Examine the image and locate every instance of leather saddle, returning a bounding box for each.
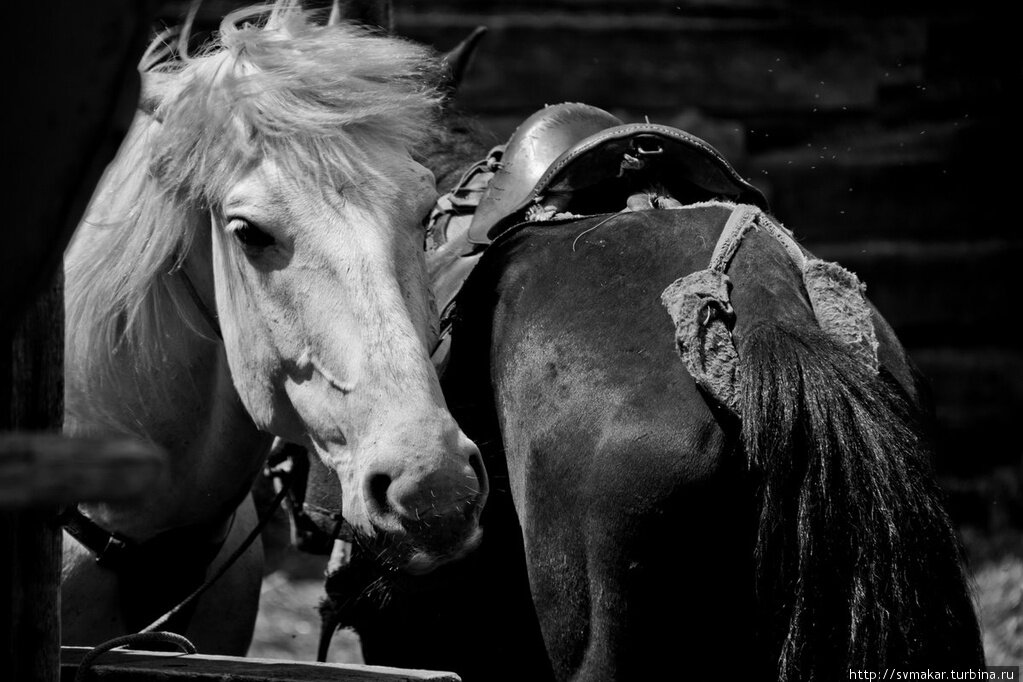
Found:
[467,102,768,245]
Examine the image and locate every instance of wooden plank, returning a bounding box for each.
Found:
[165,0,789,13]
[746,120,1019,242]
[911,348,1023,475]
[395,0,1009,10]
[913,349,1023,427]
[0,509,62,682]
[61,647,461,682]
[805,239,1023,347]
[400,14,918,116]
[0,434,165,508]
[160,0,1013,16]
[155,5,1015,151]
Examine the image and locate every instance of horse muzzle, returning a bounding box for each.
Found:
[364,443,488,557]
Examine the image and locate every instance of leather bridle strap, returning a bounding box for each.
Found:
[58,506,134,568]
[58,506,234,572]
[137,481,289,633]
[60,450,295,634]
[266,439,349,554]
[176,261,222,340]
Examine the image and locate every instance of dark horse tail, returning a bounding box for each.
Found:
[737,323,983,680]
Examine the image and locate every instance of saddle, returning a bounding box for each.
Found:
[467,102,768,245]
[425,102,770,370]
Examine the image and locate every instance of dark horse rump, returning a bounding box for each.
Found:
[322,117,984,681]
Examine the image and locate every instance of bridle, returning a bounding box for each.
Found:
[59,258,313,634]
[59,257,228,565]
[174,257,349,554]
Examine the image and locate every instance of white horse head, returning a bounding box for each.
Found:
[65,4,486,574]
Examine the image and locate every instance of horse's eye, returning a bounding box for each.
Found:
[230,219,275,250]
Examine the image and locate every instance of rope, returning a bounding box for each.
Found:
[74,631,197,682]
[74,472,292,681]
[139,483,289,633]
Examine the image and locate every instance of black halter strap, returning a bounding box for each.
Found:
[58,506,135,568]
[57,260,238,634]
[266,439,349,554]
[176,262,222,340]
[58,504,237,631]
[59,451,297,634]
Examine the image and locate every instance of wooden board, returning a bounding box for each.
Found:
[61,647,460,682]
[0,434,165,508]
[808,239,1022,347]
[913,348,1023,475]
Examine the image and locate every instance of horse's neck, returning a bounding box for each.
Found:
[64,234,271,540]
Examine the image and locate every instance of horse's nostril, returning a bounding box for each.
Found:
[468,450,489,502]
[366,472,393,518]
[363,444,487,536]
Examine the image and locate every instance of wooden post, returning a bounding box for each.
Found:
[0,276,65,682]
[1,5,166,680]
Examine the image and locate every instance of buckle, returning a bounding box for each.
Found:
[95,532,131,568]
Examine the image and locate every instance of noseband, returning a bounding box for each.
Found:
[266,439,349,554]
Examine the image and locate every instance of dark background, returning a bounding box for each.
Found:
[167,0,1022,529]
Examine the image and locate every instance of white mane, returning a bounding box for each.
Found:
[66,2,442,391]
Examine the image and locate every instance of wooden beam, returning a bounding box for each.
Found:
[0,509,62,682]
[61,647,461,681]
[0,434,165,508]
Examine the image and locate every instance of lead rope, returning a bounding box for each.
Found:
[74,457,294,679]
[74,247,291,677]
[139,482,289,634]
[74,632,196,682]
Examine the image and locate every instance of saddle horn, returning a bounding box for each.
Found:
[441,26,488,93]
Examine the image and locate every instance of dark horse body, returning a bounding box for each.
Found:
[326,122,984,680]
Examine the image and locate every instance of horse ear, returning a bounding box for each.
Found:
[441,26,488,94]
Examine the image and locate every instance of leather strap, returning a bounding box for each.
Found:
[176,262,222,340]
[59,506,134,568]
[59,505,232,573]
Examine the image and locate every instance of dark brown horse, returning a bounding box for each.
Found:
[319,103,984,681]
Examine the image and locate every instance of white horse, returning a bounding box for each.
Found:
[60,3,487,654]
